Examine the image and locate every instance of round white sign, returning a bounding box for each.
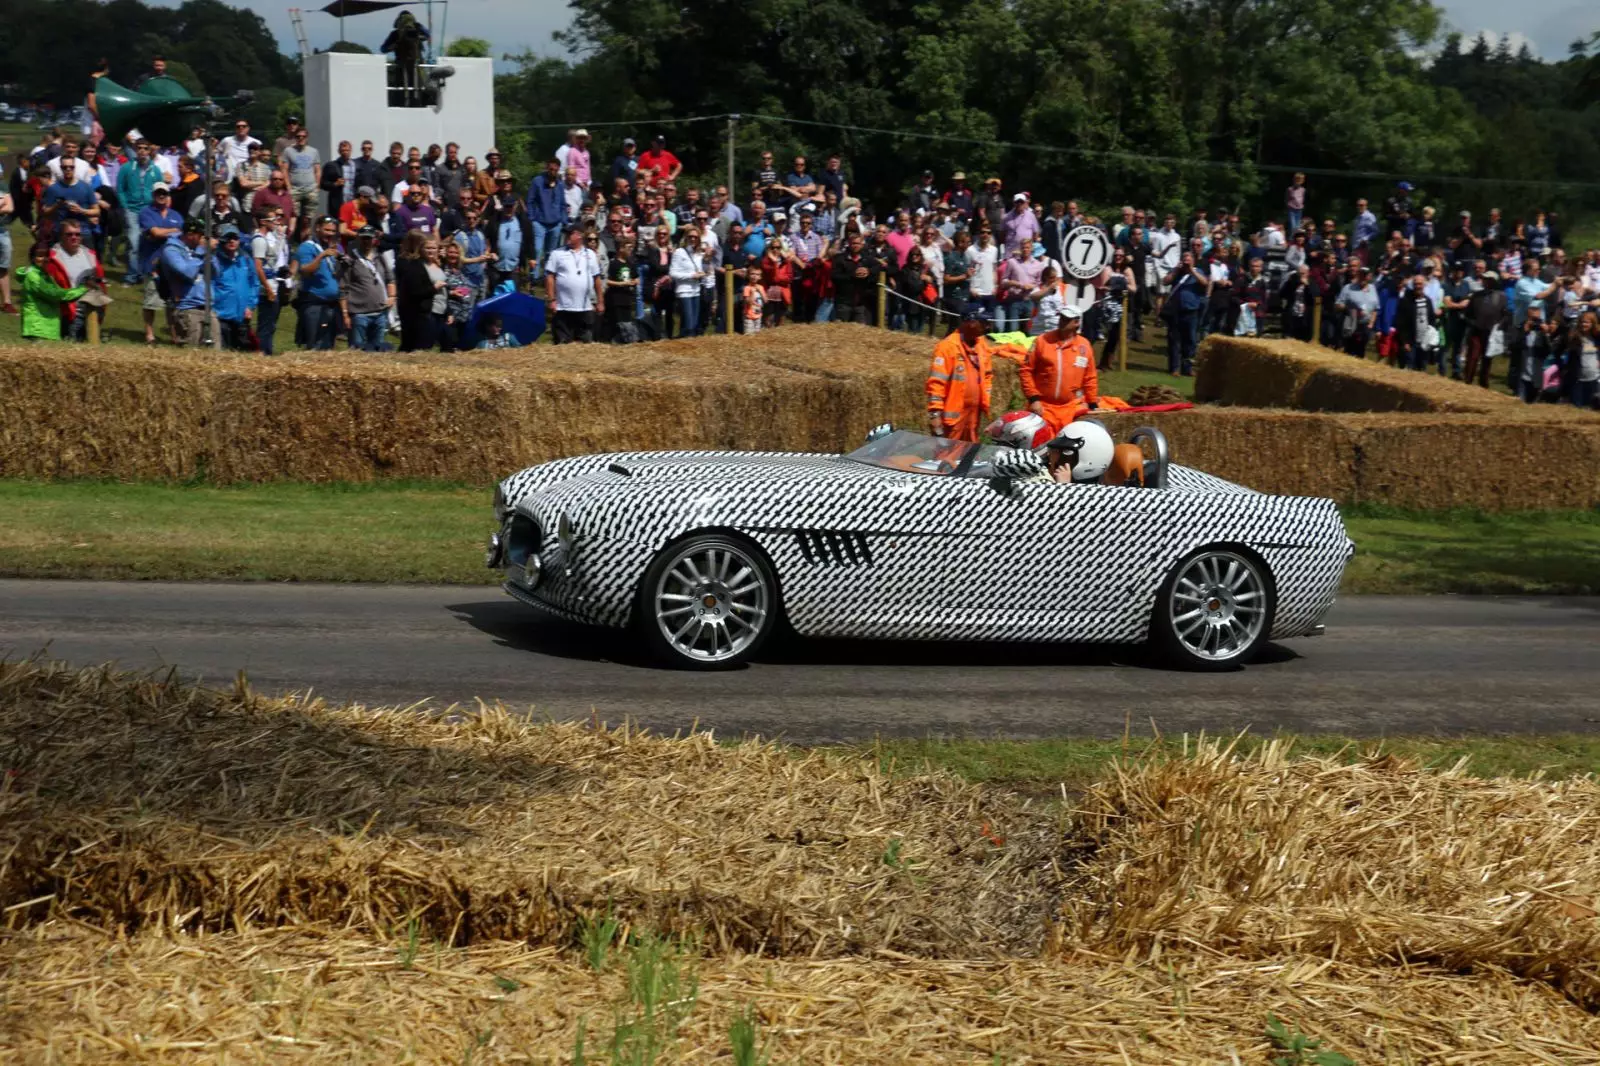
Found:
[1062,224,1112,280]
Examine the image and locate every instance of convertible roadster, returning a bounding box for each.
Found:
[487,427,1353,670]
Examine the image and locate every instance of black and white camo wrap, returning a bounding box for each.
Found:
[495,448,1353,644]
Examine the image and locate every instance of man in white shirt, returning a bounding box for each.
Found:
[1148,215,1182,298]
[545,226,603,343]
[222,120,261,178]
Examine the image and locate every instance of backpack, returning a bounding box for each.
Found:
[155,257,174,302]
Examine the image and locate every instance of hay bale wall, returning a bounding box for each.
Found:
[1197,335,1524,414]
[0,325,932,483]
[1099,408,1600,509]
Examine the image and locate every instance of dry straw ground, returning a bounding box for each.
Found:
[0,326,934,483]
[4,661,1599,1062]
[1101,337,1600,509]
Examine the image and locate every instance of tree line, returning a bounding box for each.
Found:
[4,0,1598,224]
[496,0,1600,225]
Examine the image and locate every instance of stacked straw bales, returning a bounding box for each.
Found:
[1101,336,1600,508]
[0,326,933,483]
[3,661,1600,1062]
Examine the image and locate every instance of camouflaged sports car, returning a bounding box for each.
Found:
[487,427,1353,670]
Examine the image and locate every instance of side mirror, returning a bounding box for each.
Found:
[864,423,893,443]
[990,448,1044,481]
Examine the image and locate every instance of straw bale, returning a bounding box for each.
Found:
[1196,335,1544,414]
[0,344,212,480]
[0,325,939,483]
[1353,414,1600,510]
[1097,408,1361,499]
[0,659,1061,959]
[1063,737,1600,1011]
[7,664,1600,1060]
[5,924,1597,1063]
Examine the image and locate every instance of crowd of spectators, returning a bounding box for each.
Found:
[1,114,1596,407]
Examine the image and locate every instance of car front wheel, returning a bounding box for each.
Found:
[1150,546,1275,671]
[636,533,778,669]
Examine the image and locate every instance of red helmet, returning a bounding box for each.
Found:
[986,411,1053,450]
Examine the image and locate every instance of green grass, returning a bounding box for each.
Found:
[0,479,1596,594]
[1340,503,1600,594]
[863,732,1600,790]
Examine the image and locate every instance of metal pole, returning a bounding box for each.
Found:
[203,141,214,340]
[1119,291,1129,372]
[726,115,736,205]
[439,0,448,61]
[724,262,734,335]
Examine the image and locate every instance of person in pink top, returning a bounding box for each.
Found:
[566,129,592,189]
[1002,192,1040,254]
[998,236,1045,333]
[884,211,917,268]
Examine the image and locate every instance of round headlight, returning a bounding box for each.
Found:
[558,512,576,552]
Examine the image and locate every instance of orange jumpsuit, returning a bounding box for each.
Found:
[926,332,996,442]
[1019,332,1099,432]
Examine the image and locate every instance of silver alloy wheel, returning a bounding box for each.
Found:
[1169,550,1268,662]
[652,542,771,663]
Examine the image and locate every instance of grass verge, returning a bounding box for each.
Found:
[1,479,1597,594]
[867,731,1600,792]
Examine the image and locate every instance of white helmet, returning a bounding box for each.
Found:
[1054,419,1115,482]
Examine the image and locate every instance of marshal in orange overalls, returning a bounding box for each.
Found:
[926,331,996,442]
[1019,332,1099,432]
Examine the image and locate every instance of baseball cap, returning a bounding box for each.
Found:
[622,137,636,147]
[494,169,513,181]
[286,114,301,123]
[1012,192,1027,202]
[182,218,206,233]
[151,182,171,193]
[1397,181,1413,190]
[1059,305,1082,320]
[574,128,589,137]
[357,225,381,238]
[653,133,666,142]
[960,302,993,322]
[952,171,966,180]
[770,210,787,222]
[357,185,376,198]
[218,225,241,239]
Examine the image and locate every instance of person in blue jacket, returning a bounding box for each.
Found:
[210,225,261,351]
[158,218,212,347]
[1160,250,1210,376]
[525,158,565,282]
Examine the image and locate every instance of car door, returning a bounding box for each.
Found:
[931,477,1169,640]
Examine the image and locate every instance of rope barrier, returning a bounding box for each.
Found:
[883,287,960,317]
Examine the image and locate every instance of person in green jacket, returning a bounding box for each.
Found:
[17,242,87,342]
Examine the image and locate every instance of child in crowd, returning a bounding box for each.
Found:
[17,242,86,341]
[741,278,765,334]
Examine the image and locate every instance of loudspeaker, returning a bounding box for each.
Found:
[96,76,211,147]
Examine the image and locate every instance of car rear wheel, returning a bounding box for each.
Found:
[1150,546,1275,671]
[636,534,778,669]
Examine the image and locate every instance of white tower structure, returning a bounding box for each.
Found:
[303,52,496,168]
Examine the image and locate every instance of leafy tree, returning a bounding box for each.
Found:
[326,41,373,54]
[444,37,491,58]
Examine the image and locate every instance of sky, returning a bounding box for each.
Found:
[161,0,1600,64]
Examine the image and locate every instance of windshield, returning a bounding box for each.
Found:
[844,430,1008,477]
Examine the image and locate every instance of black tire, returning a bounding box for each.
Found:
[1149,545,1276,671]
[634,533,780,670]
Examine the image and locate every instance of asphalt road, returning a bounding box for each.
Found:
[3,579,1597,741]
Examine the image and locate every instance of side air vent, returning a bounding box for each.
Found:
[795,530,873,566]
